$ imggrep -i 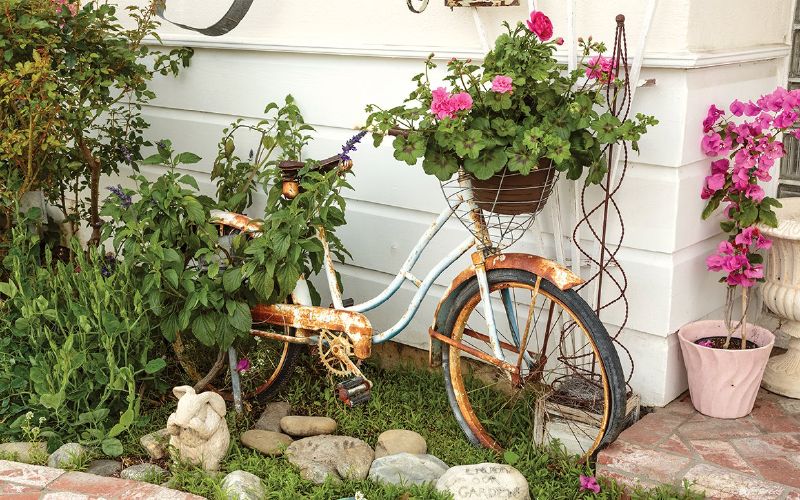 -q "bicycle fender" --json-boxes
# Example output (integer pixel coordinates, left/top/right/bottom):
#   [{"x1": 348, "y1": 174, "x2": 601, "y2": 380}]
[{"x1": 428, "y1": 253, "x2": 583, "y2": 367}]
